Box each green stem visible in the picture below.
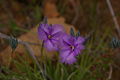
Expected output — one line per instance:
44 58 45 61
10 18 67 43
40 41 52 80
41 41 44 59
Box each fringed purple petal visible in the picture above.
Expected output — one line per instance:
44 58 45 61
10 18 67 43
40 24 50 34
51 24 64 35
62 34 73 46
44 40 58 51
60 50 70 63
38 25 47 40
74 45 85 56
64 53 76 64
60 51 76 64
75 37 85 44
52 32 64 40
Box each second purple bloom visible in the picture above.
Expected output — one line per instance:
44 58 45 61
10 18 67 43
59 34 85 64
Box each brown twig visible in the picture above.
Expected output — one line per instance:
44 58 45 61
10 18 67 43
106 0 120 37
24 43 51 80
23 43 41 69
0 32 41 46
0 32 41 68
113 63 120 70
69 0 79 25
0 32 50 80
107 64 112 80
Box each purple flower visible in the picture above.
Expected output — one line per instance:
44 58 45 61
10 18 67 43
38 24 65 51
59 34 85 64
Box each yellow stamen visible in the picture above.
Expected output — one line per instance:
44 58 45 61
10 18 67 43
48 35 52 39
70 46 75 50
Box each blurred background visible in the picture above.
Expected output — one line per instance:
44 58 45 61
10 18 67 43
0 0 120 80
0 0 120 51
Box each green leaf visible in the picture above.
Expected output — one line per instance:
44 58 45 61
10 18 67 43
34 5 42 22
9 20 18 31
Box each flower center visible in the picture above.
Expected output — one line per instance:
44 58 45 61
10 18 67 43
48 35 52 39
70 45 75 51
